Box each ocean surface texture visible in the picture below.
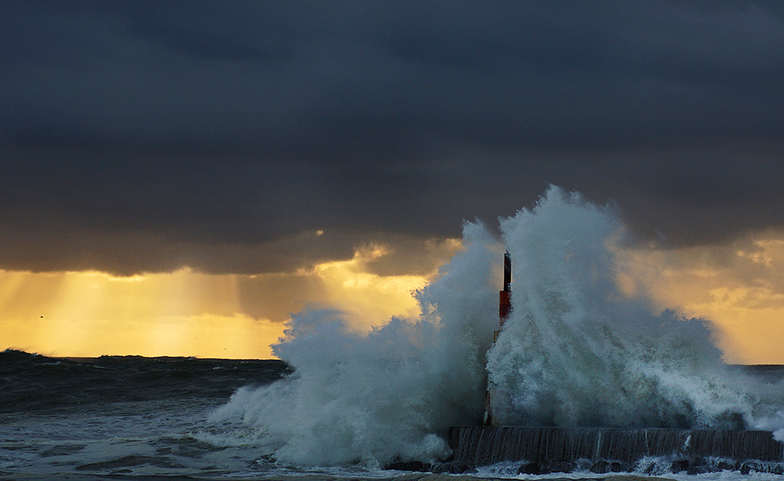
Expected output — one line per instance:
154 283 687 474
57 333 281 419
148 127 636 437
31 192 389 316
1 349 295 479
2 349 784 481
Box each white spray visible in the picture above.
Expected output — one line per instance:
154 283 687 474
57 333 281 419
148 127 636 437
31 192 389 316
210 221 500 466
210 186 784 466
487 187 776 428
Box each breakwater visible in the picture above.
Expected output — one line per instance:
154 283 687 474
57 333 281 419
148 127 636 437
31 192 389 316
447 426 784 473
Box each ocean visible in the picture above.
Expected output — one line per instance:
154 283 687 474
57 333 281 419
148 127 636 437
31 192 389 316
5 187 784 480
0 349 296 479
3 349 784 481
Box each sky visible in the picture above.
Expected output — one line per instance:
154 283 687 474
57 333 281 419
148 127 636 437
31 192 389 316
1 1 783 362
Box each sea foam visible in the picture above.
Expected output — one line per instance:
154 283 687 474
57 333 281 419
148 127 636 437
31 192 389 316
210 185 784 466
209 220 499 466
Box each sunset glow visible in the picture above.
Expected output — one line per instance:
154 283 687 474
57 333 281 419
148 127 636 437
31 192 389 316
4 232 784 362
309 244 429 331
616 231 784 364
0 244 434 359
0 269 278 358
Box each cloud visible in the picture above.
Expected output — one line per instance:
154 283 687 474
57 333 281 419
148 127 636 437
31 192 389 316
1 1 783 275
615 228 784 363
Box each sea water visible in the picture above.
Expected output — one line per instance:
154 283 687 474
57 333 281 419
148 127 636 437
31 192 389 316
5 353 783 481
4 186 784 480
0 352 296 479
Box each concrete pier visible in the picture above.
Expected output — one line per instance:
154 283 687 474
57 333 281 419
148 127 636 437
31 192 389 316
448 426 784 467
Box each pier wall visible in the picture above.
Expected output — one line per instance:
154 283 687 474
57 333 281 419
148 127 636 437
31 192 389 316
448 426 784 466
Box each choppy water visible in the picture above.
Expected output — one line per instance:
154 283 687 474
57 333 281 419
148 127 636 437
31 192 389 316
3 350 784 481
0 351 293 478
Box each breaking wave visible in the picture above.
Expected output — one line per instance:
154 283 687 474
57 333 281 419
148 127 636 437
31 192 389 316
209 185 784 466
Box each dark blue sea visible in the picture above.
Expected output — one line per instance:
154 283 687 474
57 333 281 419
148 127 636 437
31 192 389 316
0 349 298 480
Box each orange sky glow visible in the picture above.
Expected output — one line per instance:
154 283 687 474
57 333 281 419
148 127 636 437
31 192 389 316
2 235 784 364
0 244 431 359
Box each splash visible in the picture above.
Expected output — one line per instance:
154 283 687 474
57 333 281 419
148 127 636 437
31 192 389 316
487 187 770 428
209 221 500 466
209 186 784 466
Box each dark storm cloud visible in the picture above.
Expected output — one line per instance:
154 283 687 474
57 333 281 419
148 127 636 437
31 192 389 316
1 1 783 275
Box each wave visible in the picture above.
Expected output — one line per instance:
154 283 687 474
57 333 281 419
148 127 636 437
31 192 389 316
210 186 784 467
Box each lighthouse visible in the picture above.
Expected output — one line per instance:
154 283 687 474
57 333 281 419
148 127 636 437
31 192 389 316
484 250 512 426
497 250 512 341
